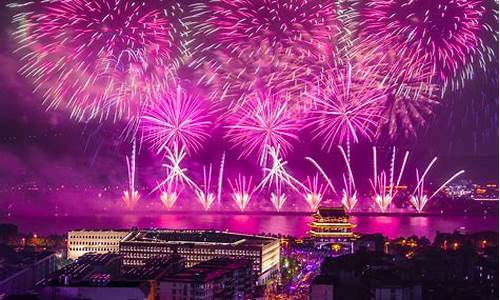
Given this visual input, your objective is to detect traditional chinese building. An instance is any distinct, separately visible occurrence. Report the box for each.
[308,206,357,253]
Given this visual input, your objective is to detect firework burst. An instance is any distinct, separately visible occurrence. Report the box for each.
[189,0,339,108]
[11,0,185,124]
[192,0,337,61]
[141,86,213,156]
[370,147,410,212]
[225,92,301,166]
[195,164,216,211]
[358,0,498,89]
[228,174,256,211]
[152,143,199,195]
[339,145,358,212]
[270,192,287,212]
[160,182,182,209]
[307,63,385,152]
[303,174,328,211]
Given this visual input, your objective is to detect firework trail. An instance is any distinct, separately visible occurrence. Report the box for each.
[195,164,216,211]
[303,174,328,211]
[160,181,182,209]
[152,143,199,195]
[410,159,465,213]
[307,63,385,152]
[305,157,337,194]
[123,139,139,209]
[228,174,256,211]
[141,86,213,156]
[357,0,498,90]
[257,146,307,193]
[339,145,357,211]
[217,152,226,206]
[225,92,300,166]
[271,192,287,212]
[11,0,186,124]
[369,147,410,212]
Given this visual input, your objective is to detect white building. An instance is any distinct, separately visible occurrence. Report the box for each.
[67,229,130,260]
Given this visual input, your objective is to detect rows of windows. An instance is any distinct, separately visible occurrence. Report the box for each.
[68,247,117,252]
[69,241,119,246]
[69,234,125,240]
[120,245,258,256]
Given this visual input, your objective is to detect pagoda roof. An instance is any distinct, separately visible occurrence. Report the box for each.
[316,206,348,218]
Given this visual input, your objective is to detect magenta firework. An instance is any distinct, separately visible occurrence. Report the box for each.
[141,86,213,156]
[189,0,339,108]
[358,0,498,89]
[307,63,385,151]
[225,92,301,166]
[11,0,185,123]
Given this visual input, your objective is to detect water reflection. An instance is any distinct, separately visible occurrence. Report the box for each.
[5,213,498,239]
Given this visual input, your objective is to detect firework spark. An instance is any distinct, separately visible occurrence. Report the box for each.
[257,146,306,194]
[152,143,199,194]
[160,181,182,209]
[410,158,465,213]
[141,86,212,156]
[225,92,300,166]
[358,0,498,89]
[370,147,410,212]
[195,164,216,211]
[217,152,226,206]
[228,174,256,211]
[122,139,139,209]
[305,157,337,194]
[11,0,185,123]
[270,192,287,212]
[307,63,385,152]
[303,174,328,211]
[339,145,357,212]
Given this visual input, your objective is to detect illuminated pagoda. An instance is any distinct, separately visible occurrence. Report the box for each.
[308,206,357,253]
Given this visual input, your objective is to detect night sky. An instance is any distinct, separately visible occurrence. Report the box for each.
[0,3,497,214]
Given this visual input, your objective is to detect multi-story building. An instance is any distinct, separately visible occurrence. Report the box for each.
[159,258,254,300]
[0,250,56,297]
[119,230,280,284]
[67,229,130,260]
[308,206,357,252]
[40,253,185,300]
[40,253,123,288]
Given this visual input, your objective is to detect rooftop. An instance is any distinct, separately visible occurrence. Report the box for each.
[121,230,276,247]
[122,255,185,280]
[316,206,348,219]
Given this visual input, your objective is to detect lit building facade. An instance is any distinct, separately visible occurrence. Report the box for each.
[67,230,130,260]
[159,258,254,300]
[119,230,280,284]
[308,206,357,252]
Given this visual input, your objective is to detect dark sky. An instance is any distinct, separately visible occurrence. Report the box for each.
[0,2,497,205]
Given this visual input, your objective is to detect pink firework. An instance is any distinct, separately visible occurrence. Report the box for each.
[351,34,441,139]
[194,165,216,211]
[160,182,182,209]
[410,158,465,213]
[225,92,301,166]
[11,0,185,123]
[370,147,410,212]
[228,174,256,211]
[358,0,497,89]
[302,174,328,211]
[307,63,385,152]
[270,193,287,212]
[193,0,337,60]
[189,0,339,108]
[141,86,213,156]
